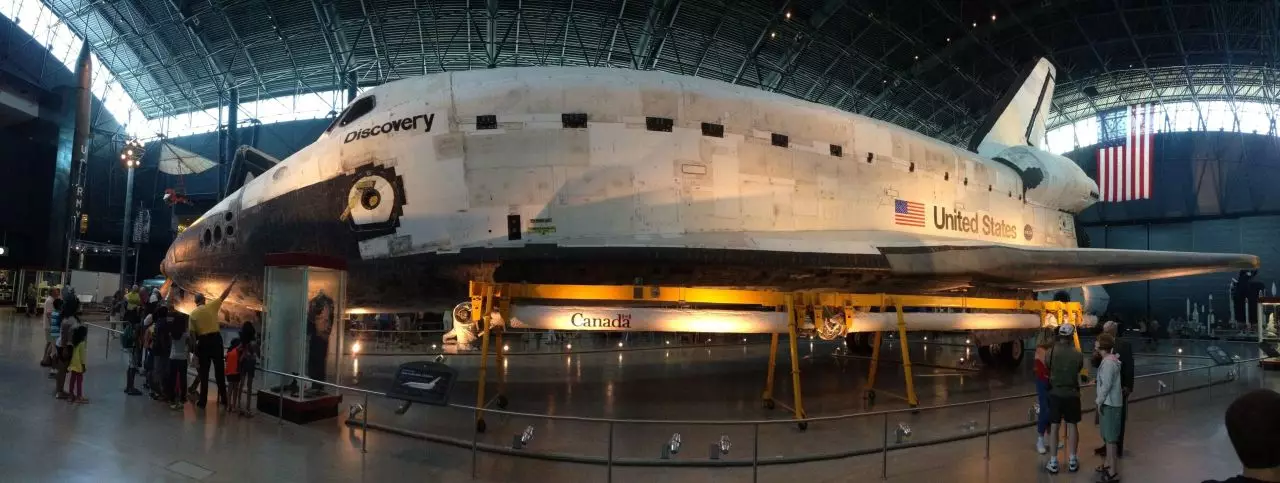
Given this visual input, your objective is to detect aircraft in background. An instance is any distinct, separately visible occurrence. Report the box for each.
[161,57,1257,368]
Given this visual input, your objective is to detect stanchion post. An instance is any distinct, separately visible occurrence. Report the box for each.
[471,408,480,478]
[881,412,889,479]
[277,373,284,426]
[607,421,614,483]
[984,400,992,460]
[362,392,369,453]
[752,422,759,483]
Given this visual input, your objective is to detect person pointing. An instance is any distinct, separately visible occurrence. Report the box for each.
[189,277,238,408]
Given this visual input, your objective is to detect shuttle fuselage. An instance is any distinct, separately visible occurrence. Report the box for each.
[160,65,1254,314]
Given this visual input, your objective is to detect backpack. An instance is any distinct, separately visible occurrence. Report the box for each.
[121,322,138,349]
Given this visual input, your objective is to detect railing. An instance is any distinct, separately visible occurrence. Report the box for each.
[82,321,1267,481]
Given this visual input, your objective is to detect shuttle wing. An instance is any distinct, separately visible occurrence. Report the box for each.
[878,243,1259,291]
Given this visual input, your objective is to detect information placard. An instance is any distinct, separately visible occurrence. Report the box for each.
[387,361,457,406]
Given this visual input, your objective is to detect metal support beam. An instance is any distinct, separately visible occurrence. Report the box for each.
[223,87,238,199]
[692,1,734,76]
[311,0,347,83]
[1209,2,1241,128]
[601,0,631,67]
[1161,0,1207,130]
[1109,0,1173,128]
[347,71,358,103]
[731,0,791,85]
[357,0,397,81]
[485,0,500,67]
[762,0,841,92]
[643,0,681,70]
[165,0,232,89]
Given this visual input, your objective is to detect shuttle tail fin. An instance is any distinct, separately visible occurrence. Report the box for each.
[969,57,1056,158]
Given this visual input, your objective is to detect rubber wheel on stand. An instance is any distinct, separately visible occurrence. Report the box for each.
[763,399,775,410]
[476,418,487,433]
[496,395,509,409]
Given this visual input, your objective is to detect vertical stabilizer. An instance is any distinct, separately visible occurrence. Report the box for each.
[969,57,1056,158]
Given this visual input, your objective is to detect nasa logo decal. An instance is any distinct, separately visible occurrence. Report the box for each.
[1023,224,1034,241]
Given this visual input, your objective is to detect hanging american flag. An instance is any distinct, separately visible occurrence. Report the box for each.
[1096,104,1157,202]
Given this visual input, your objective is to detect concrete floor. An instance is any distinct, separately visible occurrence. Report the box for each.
[0,308,1273,482]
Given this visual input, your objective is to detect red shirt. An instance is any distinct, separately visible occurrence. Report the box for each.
[226,346,241,376]
[1034,358,1050,382]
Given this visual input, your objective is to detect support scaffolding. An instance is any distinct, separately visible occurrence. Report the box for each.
[466,281,1084,432]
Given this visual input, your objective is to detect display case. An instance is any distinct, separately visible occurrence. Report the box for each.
[0,270,15,305]
[257,256,347,423]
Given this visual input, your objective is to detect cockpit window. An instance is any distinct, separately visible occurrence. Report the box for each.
[325,96,377,133]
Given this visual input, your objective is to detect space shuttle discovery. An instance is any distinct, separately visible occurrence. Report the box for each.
[161,57,1257,317]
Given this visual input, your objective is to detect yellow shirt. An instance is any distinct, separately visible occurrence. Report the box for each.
[69,342,86,373]
[126,291,140,310]
[189,299,223,336]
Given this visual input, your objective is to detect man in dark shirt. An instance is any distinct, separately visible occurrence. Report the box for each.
[1202,389,1280,483]
[1045,322,1085,474]
[1093,321,1134,457]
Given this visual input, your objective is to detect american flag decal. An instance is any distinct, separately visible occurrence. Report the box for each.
[894,199,925,227]
[1097,104,1155,202]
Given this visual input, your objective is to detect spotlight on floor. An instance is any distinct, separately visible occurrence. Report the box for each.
[394,401,413,415]
[351,341,362,355]
[348,403,364,419]
[1158,380,1168,393]
[513,426,535,449]
[895,423,912,444]
[566,343,572,350]
[710,435,732,459]
[661,433,683,459]
[617,342,623,347]
[503,344,510,352]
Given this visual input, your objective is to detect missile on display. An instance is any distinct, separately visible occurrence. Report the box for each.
[160,58,1257,329]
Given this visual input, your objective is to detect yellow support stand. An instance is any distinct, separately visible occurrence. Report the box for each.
[762,332,780,408]
[472,282,495,433]
[866,331,883,389]
[495,294,511,410]
[460,280,1083,428]
[784,294,807,429]
[894,303,919,408]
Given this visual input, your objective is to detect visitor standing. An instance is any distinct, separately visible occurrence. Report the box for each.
[1045,322,1084,474]
[67,325,89,404]
[1094,333,1123,482]
[189,277,237,408]
[1093,321,1134,457]
[1033,326,1055,454]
